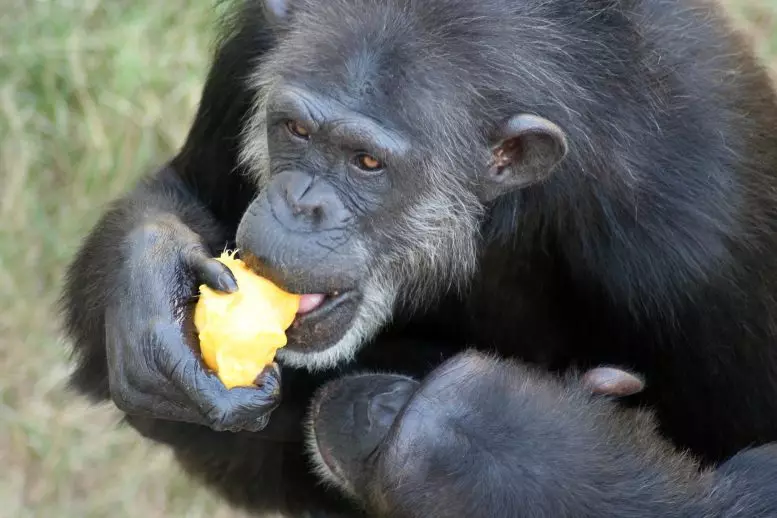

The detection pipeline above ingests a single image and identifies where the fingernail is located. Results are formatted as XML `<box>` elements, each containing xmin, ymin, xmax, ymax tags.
<box><xmin>218</xmin><ymin>272</ymin><xmax>238</xmax><ymax>292</ymax></box>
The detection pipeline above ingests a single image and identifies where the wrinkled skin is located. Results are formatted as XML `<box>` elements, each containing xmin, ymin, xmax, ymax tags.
<box><xmin>107</xmin><ymin>216</ymin><xmax>282</xmax><ymax>431</ymax></box>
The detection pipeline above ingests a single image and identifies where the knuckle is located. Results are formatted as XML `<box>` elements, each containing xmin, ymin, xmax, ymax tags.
<box><xmin>126</xmin><ymin>357</ymin><xmax>169</xmax><ymax>396</ymax></box>
<box><xmin>267</xmin><ymin>385</ymin><xmax>283</xmax><ymax>405</ymax></box>
<box><xmin>109</xmin><ymin>382</ymin><xmax>142</xmax><ymax>414</ymax></box>
<box><xmin>257</xmin><ymin>364</ymin><xmax>282</xmax><ymax>393</ymax></box>
<box><xmin>205</xmin><ymin>406</ymin><xmax>238</xmax><ymax>432</ymax></box>
<box><xmin>128</xmin><ymin>324</ymin><xmax>188</xmax><ymax>390</ymax></box>
<box><xmin>202</xmin><ymin>391</ymin><xmax>277</xmax><ymax>432</ymax></box>
<box><xmin>180</xmin><ymin>241</ymin><xmax>207</xmax><ymax>265</ymax></box>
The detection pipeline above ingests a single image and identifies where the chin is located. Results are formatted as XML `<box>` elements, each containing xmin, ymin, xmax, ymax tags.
<box><xmin>277</xmin><ymin>277</ymin><xmax>398</xmax><ymax>372</ymax></box>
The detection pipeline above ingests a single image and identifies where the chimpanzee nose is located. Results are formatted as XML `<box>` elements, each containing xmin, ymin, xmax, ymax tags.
<box><xmin>270</xmin><ymin>170</ymin><xmax>349</xmax><ymax>231</ymax></box>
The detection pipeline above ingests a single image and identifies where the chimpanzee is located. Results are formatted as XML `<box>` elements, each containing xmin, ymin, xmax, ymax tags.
<box><xmin>61</xmin><ymin>0</ymin><xmax>777</xmax><ymax>515</ymax></box>
<box><xmin>309</xmin><ymin>351</ymin><xmax>777</xmax><ymax>517</ymax></box>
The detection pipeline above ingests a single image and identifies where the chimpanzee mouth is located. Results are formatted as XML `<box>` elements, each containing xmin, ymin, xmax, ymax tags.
<box><xmin>284</xmin><ymin>289</ymin><xmax>361</xmax><ymax>352</ymax></box>
<box><xmin>234</xmin><ymin>251</ymin><xmax>361</xmax><ymax>351</ymax></box>
<box><xmin>294</xmin><ymin>290</ymin><xmax>357</xmax><ymax>322</ymax></box>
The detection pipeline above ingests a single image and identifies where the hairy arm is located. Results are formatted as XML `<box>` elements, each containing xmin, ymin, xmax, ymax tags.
<box><xmin>61</xmin><ymin>166</ymin><xmax>237</xmax><ymax>400</ymax></box>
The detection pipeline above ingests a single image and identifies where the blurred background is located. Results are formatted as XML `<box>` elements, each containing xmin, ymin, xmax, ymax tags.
<box><xmin>1</xmin><ymin>1</ymin><xmax>776</xmax><ymax>516</ymax></box>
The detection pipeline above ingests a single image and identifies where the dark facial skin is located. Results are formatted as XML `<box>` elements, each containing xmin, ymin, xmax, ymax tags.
<box><xmin>234</xmin><ymin>86</ymin><xmax>411</xmax><ymax>351</ymax></box>
<box><xmin>234</xmin><ymin>82</ymin><xmax>567</xmax><ymax>355</ymax></box>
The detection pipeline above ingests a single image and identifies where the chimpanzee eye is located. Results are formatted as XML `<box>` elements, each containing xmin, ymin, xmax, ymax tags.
<box><xmin>285</xmin><ymin>120</ymin><xmax>310</xmax><ymax>139</ymax></box>
<box><xmin>354</xmin><ymin>153</ymin><xmax>383</xmax><ymax>172</ymax></box>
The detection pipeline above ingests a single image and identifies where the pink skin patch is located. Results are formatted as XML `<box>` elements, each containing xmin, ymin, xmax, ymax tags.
<box><xmin>297</xmin><ymin>293</ymin><xmax>327</xmax><ymax>314</ymax></box>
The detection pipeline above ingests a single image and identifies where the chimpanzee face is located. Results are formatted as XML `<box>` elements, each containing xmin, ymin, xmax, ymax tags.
<box><xmin>235</xmin><ymin>0</ymin><xmax>568</xmax><ymax>371</ymax></box>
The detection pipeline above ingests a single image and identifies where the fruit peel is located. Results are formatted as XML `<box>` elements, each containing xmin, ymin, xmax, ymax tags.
<box><xmin>193</xmin><ymin>250</ymin><xmax>300</xmax><ymax>389</ymax></box>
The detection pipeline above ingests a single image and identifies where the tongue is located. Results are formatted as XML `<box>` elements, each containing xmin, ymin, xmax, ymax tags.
<box><xmin>297</xmin><ymin>293</ymin><xmax>327</xmax><ymax>314</ymax></box>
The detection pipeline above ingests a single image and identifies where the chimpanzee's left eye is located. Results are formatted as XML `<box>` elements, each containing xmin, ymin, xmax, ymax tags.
<box><xmin>354</xmin><ymin>153</ymin><xmax>383</xmax><ymax>172</ymax></box>
<box><xmin>285</xmin><ymin>120</ymin><xmax>310</xmax><ymax>140</ymax></box>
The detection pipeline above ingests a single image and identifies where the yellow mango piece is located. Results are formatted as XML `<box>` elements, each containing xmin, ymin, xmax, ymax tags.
<box><xmin>193</xmin><ymin>250</ymin><xmax>300</xmax><ymax>389</ymax></box>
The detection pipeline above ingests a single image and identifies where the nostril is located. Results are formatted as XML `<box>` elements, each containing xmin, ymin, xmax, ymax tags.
<box><xmin>290</xmin><ymin>201</ymin><xmax>324</xmax><ymax>221</ymax></box>
<box><xmin>311</xmin><ymin>205</ymin><xmax>324</xmax><ymax>223</ymax></box>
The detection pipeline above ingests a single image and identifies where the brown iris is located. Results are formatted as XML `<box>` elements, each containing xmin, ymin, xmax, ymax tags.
<box><xmin>356</xmin><ymin>153</ymin><xmax>382</xmax><ymax>171</ymax></box>
<box><xmin>285</xmin><ymin>120</ymin><xmax>310</xmax><ymax>139</ymax></box>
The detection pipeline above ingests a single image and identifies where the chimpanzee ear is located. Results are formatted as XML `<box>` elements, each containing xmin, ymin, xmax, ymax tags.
<box><xmin>263</xmin><ymin>0</ymin><xmax>290</xmax><ymax>23</ymax></box>
<box><xmin>581</xmin><ymin>367</ymin><xmax>645</xmax><ymax>398</ymax></box>
<box><xmin>481</xmin><ymin>114</ymin><xmax>568</xmax><ymax>201</ymax></box>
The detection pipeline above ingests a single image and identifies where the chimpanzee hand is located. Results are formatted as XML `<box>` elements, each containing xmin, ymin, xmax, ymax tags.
<box><xmin>307</xmin><ymin>351</ymin><xmax>646</xmax><ymax>517</ymax></box>
<box><xmin>105</xmin><ymin>218</ymin><xmax>281</xmax><ymax>432</ymax></box>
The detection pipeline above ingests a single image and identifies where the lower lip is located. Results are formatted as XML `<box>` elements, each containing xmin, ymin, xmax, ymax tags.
<box><xmin>297</xmin><ymin>293</ymin><xmax>327</xmax><ymax>314</ymax></box>
<box><xmin>293</xmin><ymin>291</ymin><xmax>355</xmax><ymax>324</ymax></box>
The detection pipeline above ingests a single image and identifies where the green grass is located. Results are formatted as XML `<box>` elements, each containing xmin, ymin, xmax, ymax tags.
<box><xmin>1</xmin><ymin>0</ymin><xmax>776</xmax><ymax>516</ymax></box>
<box><xmin>0</xmin><ymin>1</ymin><xmax>249</xmax><ymax>517</ymax></box>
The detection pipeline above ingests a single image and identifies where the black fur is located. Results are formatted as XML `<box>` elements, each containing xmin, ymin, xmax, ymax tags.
<box><xmin>310</xmin><ymin>352</ymin><xmax>777</xmax><ymax>518</ymax></box>
<box><xmin>61</xmin><ymin>0</ymin><xmax>777</xmax><ymax>516</ymax></box>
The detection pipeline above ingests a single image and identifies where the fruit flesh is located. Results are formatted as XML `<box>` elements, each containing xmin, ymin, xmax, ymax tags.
<box><xmin>193</xmin><ymin>251</ymin><xmax>301</xmax><ymax>389</ymax></box>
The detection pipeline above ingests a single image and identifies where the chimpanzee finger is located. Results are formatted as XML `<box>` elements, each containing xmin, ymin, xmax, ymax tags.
<box><xmin>105</xmin><ymin>326</ymin><xmax>210</xmax><ymax>426</ymax></box>
<box><xmin>152</xmin><ymin>321</ymin><xmax>281</xmax><ymax>432</ymax></box>
<box><xmin>581</xmin><ymin>367</ymin><xmax>645</xmax><ymax>398</ymax></box>
<box><xmin>181</xmin><ymin>243</ymin><xmax>238</xmax><ymax>293</ymax></box>
<box><xmin>117</xmin><ymin>388</ymin><xmax>212</xmax><ymax>426</ymax></box>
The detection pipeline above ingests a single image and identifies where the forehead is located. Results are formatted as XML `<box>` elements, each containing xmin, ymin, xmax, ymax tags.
<box><xmin>263</xmin><ymin>0</ymin><xmax>483</xmax><ymax>140</ymax></box>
